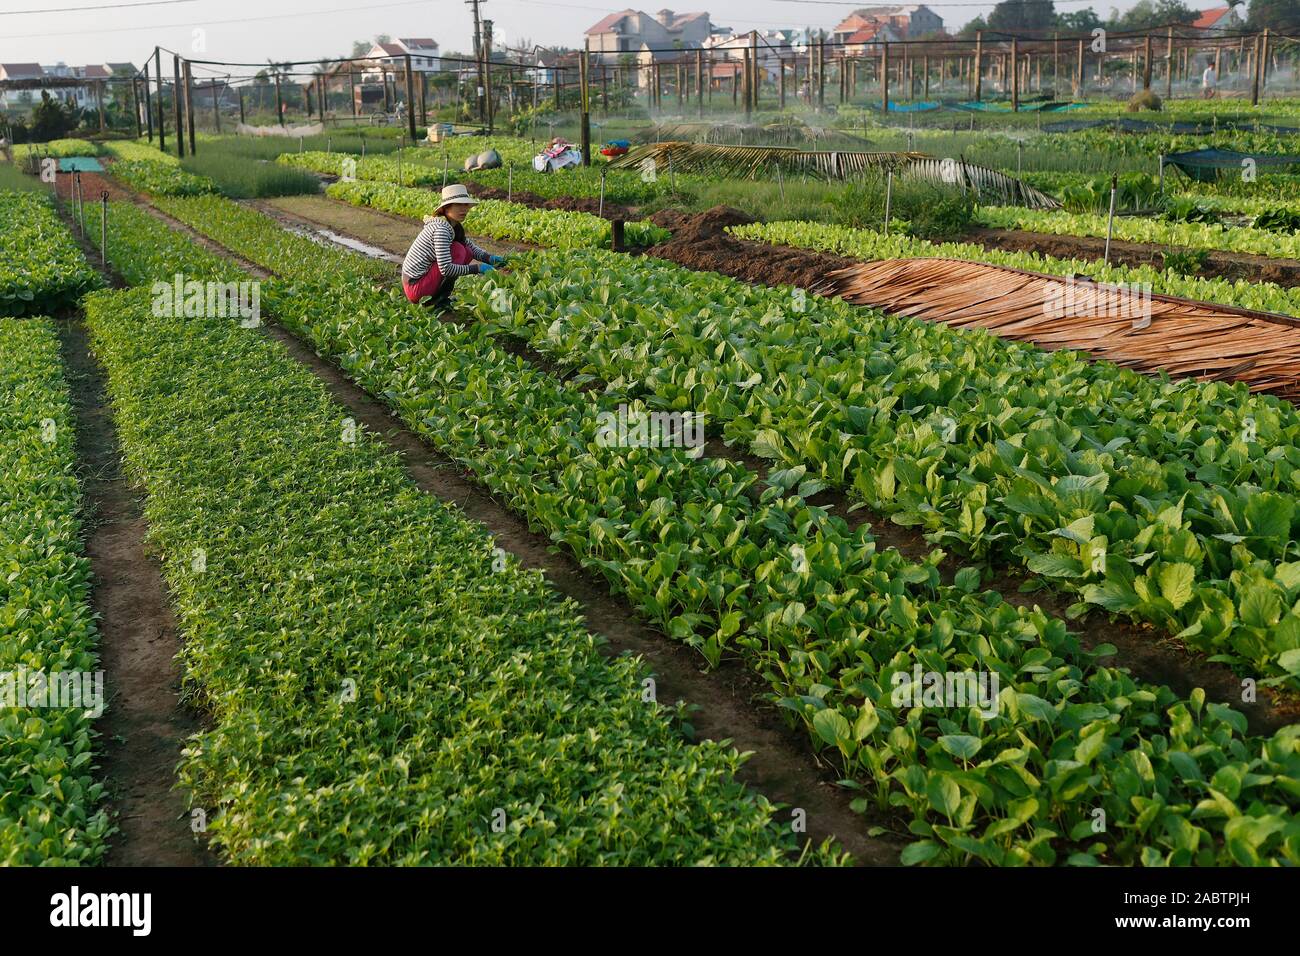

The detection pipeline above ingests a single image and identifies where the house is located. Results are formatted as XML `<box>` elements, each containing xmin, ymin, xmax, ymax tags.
<box><xmin>702</xmin><ymin>28</ymin><xmax>808</xmax><ymax>78</ymax></box>
<box><xmin>361</xmin><ymin>37</ymin><xmax>441</xmax><ymax>82</ymax></box>
<box><xmin>832</xmin><ymin>5</ymin><xmax>943</xmax><ymax>41</ymax></box>
<box><xmin>585</xmin><ymin>9</ymin><xmax>713</xmax><ymax>64</ymax></box>
<box><xmin>0</xmin><ymin>63</ymin><xmax>44</xmax><ymax>109</ymax></box>
<box><xmin>842</xmin><ymin>22</ymin><xmax>905</xmax><ymax>55</ymax></box>
<box><xmin>5</xmin><ymin>62</ymin><xmax>128</xmax><ymax>111</ymax></box>
<box><xmin>1190</xmin><ymin>5</ymin><xmax>1245</xmax><ymax>34</ymax></box>
<box><xmin>526</xmin><ymin>49</ymin><xmax>581</xmax><ymax>87</ymax></box>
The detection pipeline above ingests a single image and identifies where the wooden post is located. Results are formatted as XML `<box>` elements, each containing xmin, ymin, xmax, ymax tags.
<box><xmin>974</xmin><ymin>31</ymin><xmax>983</xmax><ymax>101</ymax></box>
<box><xmin>750</xmin><ymin>29</ymin><xmax>759</xmax><ymax>111</ymax></box>
<box><xmin>172</xmin><ymin>55</ymin><xmax>185</xmax><ymax>157</ymax></box>
<box><xmin>924</xmin><ymin>54</ymin><xmax>930</xmax><ymax>98</ymax></box>
<box><xmin>143</xmin><ymin>66</ymin><xmax>153</xmax><ymax>142</ymax></box>
<box><xmin>183</xmin><ymin>59</ymin><xmax>196</xmax><ymax>154</ymax></box>
<box><xmin>579</xmin><ymin>49</ymin><xmax>591</xmax><ymax>167</ymax></box>
<box><xmin>95</xmin><ymin>80</ymin><xmax>105</xmax><ymax>133</ymax></box>
<box><xmin>1165</xmin><ymin>27</ymin><xmax>1174</xmax><ymax>97</ymax></box>
<box><xmin>1261</xmin><ymin>28</ymin><xmax>1270</xmax><ymax>93</ymax></box>
<box><xmin>1011</xmin><ymin>36</ymin><xmax>1019</xmax><ymax>110</ymax></box>
<box><xmin>404</xmin><ymin>54</ymin><xmax>417</xmax><ymax>140</ymax></box>
<box><xmin>1143</xmin><ymin>34</ymin><xmax>1152</xmax><ymax>89</ymax></box>
<box><xmin>238</xmin><ymin>86</ymin><xmax>245</xmax><ymax>124</ymax></box>
<box><xmin>155</xmin><ymin>47</ymin><xmax>166</xmax><ymax>152</ymax></box>
<box><xmin>697</xmin><ymin>48</ymin><xmax>704</xmax><ymax>116</ymax></box>
<box><xmin>482</xmin><ymin>24</ymin><xmax>494</xmax><ymax>132</ymax></box>
<box><xmin>131</xmin><ymin>77</ymin><xmax>142</xmax><ymax>140</ymax></box>
<box><xmin>1251</xmin><ymin>31</ymin><xmax>1264</xmax><ymax>104</ymax></box>
<box><xmin>555</xmin><ymin>66</ymin><xmax>562</xmax><ymax>110</ymax></box>
<box><xmin>779</xmin><ymin>56</ymin><xmax>786</xmax><ymax>108</ymax></box>
<box><xmin>420</xmin><ymin>71</ymin><xmax>428</xmax><ymax>125</ymax></box>
<box><xmin>211</xmin><ymin>80</ymin><xmax>221</xmax><ymax>133</ymax></box>
<box><xmin>882</xmin><ymin>42</ymin><xmax>890</xmax><ymax>112</ymax></box>
<box><xmin>274</xmin><ymin>73</ymin><xmax>283</xmax><ymax>126</ymax></box>
<box><xmin>818</xmin><ymin>33</ymin><xmax>826</xmax><ymax>108</ymax></box>
<box><xmin>349</xmin><ymin>69</ymin><xmax>357</xmax><ymax>118</ymax></box>
<box><xmin>1053</xmin><ymin>34</ymin><xmax>1059</xmax><ymax>93</ymax></box>
<box><xmin>1076</xmin><ymin>38</ymin><xmax>1084</xmax><ymax>97</ymax></box>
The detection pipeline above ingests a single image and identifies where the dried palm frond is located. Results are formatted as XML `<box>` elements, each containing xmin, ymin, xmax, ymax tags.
<box><xmin>902</xmin><ymin>157</ymin><xmax>1061</xmax><ymax>210</ymax></box>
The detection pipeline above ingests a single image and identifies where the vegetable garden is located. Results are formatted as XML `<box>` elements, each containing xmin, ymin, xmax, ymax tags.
<box><xmin>5</xmin><ymin>97</ymin><xmax>1300</xmax><ymax>871</ymax></box>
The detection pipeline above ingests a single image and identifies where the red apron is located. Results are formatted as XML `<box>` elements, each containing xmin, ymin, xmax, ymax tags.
<box><xmin>403</xmin><ymin>241</ymin><xmax>474</xmax><ymax>303</ymax></box>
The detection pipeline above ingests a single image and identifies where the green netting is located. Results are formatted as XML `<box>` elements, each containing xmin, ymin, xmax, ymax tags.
<box><xmin>1165</xmin><ymin>147</ymin><xmax>1300</xmax><ymax>182</ymax></box>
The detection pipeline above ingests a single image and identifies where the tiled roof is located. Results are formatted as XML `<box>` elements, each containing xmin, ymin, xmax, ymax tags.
<box><xmin>1192</xmin><ymin>7</ymin><xmax>1231</xmax><ymax>28</ymax></box>
<box><xmin>585</xmin><ymin>9</ymin><xmax>637</xmax><ymax>34</ymax></box>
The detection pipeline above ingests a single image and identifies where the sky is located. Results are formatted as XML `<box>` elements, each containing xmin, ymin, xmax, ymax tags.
<box><xmin>0</xmin><ymin>0</ymin><xmax>1219</xmax><ymax>70</ymax></box>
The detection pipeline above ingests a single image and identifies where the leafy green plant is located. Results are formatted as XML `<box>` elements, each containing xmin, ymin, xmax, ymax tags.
<box><xmin>1162</xmin><ymin>247</ymin><xmax>1210</xmax><ymax>275</ymax></box>
<box><xmin>1251</xmin><ymin>208</ymin><xmax>1300</xmax><ymax>233</ymax></box>
<box><xmin>0</xmin><ymin>317</ymin><xmax>110</xmax><ymax>865</ymax></box>
<box><xmin>325</xmin><ymin>179</ymin><xmax>669</xmax><ymax>248</ymax></box>
<box><xmin>0</xmin><ymin>192</ymin><xmax>102</xmax><ymax>316</ymax></box>
<box><xmin>108</xmin><ymin>159</ymin><xmax>218</xmax><ymax>197</ymax></box>
<box><xmin>1161</xmin><ymin>197</ymin><xmax>1220</xmax><ymax>225</ymax></box>
<box><xmin>101</xmin><ymin>193</ymin><xmax>1300</xmax><ymax>867</ymax></box>
<box><xmin>84</xmin><ymin>273</ymin><xmax>830</xmax><ymax>865</ymax></box>
<box><xmin>182</xmin><ymin>143</ymin><xmax>320</xmax><ymax>198</ymax></box>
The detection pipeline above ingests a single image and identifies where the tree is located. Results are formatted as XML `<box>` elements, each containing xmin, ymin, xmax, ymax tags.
<box><xmin>1248</xmin><ymin>0</ymin><xmax>1300</xmax><ymax>33</ymax></box>
<box><xmin>958</xmin><ymin>15</ymin><xmax>988</xmax><ymax>38</ymax></box>
<box><xmin>1057</xmin><ymin>7</ymin><xmax>1104</xmax><ymax>31</ymax></box>
<box><xmin>349</xmin><ymin>34</ymin><xmax>392</xmax><ymax>58</ymax></box>
<box><xmin>30</xmin><ymin>91</ymin><xmax>78</xmax><ymax>140</ymax></box>
<box><xmin>987</xmin><ymin>0</ymin><xmax>1056</xmax><ymax>34</ymax></box>
<box><xmin>1112</xmin><ymin>0</ymin><xmax>1198</xmax><ymax>30</ymax></box>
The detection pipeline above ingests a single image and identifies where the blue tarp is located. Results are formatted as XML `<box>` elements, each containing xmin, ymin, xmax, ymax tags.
<box><xmin>57</xmin><ymin>157</ymin><xmax>103</xmax><ymax>172</ymax></box>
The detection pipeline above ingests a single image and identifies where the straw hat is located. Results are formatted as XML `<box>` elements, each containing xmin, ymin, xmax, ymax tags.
<box><xmin>434</xmin><ymin>183</ymin><xmax>480</xmax><ymax>214</ymax></box>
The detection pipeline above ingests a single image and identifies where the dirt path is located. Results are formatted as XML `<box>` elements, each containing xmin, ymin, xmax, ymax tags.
<box><xmin>47</xmin><ymin>199</ymin><xmax>215</xmax><ymax>866</ymax></box>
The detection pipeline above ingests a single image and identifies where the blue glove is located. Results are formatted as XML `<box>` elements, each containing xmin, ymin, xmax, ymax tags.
<box><xmin>478</xmin><ymin>262</ymin><xmax>496</xmax><ymax>274</ymax></box>
<box><xmin>488</xmin><ymin>255</ymin><xmax>505</xmax><ymax>266</ymax></box>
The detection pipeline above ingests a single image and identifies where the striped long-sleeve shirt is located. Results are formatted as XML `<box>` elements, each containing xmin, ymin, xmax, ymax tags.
<box><xmin>401</xmin><ymin>216</ymin><xmax>491</xmax><ymax>281</ymax></box>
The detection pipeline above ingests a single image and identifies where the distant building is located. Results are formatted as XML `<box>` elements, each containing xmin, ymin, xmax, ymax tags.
<box><xmin>832</xmin><ymin>5</ymin><xmax>943</xmax><ymax>41</ymax></box>
<box><xmin>842</xmin><ymin>22</ymin><xmax>905</xmax><ymax>54</ymax></box>
<box><xmin>1</xmin><ymin>62</ymin><xmax>134</xmax><ymax>110</ymax></box>
<box><xmin>585</xmin><ymin>9</ymin><xmax>714</xmax><ymax>65</ymax></box>
<box><xmin>362</xmin><ymin>37</ymin><xmax>441</xmax><ymax>81</ymax></box>
<box><xmin>1190</xmin><ymin>5</ymin><xmax>1245</xmax><ymax>34</ymax></box>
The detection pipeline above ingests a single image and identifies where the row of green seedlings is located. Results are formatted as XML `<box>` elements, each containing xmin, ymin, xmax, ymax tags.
<box><xmin>322</xmin><ymin>180</ymin><xmax>669</xmax><ymax>248</ymax></box>
<box><xmin>83</xmin><ymin>201</ymin><xmax>830</xmax><ymax>866</ymax></box>
<box><xmin>0</xmin><ymin>316</ymin><xmax>109</xmax><ymax>864</ymax></box>
<box><xmin>0</xmin><ymin>192</ymin><xmax>103</xmax><ymax>316</ymax></box>
<box><xmin>122</xmin><ymin>193</ymin><xmax>1300</xmax><ymax>867</ymax></box>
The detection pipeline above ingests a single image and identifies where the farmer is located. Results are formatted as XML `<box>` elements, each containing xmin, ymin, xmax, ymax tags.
<box><xmin>1202</xmin><ymin>60</ymin><xmax>1218</xmax><ymax>99</ymax></box>
<box><xmin>401</xmin><ymin>183</ymin><xmax>505</xmax><ymax>307</ymax></box>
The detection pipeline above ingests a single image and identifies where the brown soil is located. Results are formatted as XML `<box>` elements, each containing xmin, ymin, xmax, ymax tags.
<box><xmin>647</xmin><ymin>206</ymin><xmax>860</xmax><ymax>290</ymax></box>
<box><xmin>465</xmin><ymin>182</ymin><xmax>636</xmax><ymax>221</ymax></box>
<box><xmin>53</xmin><ymin>168</ymin><xmax>132</xmax><ymax>204</ymax></box>
<box><xmin>965</xmin><ymin>226</ymin><xmax>1300</xmax><ymax>287</ymax></box>
<box><xmin>50</xmin><ymin>206</ymin><xmax>214</xmax><ymax>866</ymax></box>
